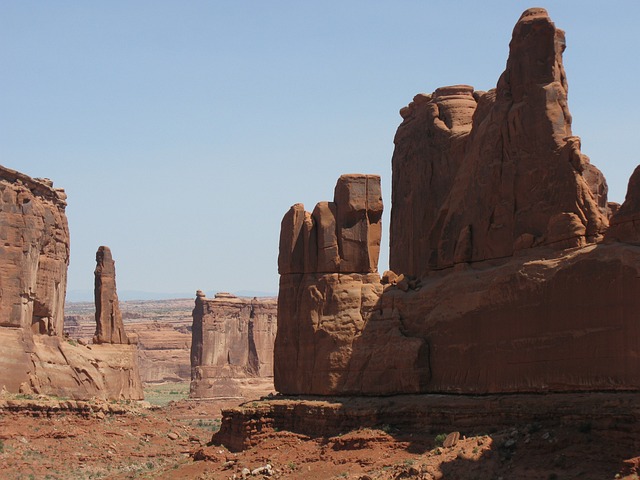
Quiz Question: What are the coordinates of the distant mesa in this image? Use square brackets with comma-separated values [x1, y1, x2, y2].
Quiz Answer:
[273, 7, 640, 396]
[190, 290, 277, 398]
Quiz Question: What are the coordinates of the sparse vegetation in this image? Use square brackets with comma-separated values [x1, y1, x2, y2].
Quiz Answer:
[380, 424, 392, 433]
[143, 381, 190, 406]
[194, 418, 221, 432]
[434, 433, 447, 447]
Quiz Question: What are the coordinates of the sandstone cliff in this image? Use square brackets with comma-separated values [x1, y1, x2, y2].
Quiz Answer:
[390, 8, 608, 276]
[275, 174, 430, 394]
[190, 291, 277, 398]
[274, 8, 640, 395]
[0, 165, 142, 400]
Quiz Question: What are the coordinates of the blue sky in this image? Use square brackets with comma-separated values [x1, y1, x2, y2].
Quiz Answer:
[2, 2, 639, 299]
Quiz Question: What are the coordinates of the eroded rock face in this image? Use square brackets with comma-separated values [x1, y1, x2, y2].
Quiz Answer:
[190, 292, 277, 398]
[0, 165, 142, 400]
[0, 166, 69, 334]
[606, 165, 640, 244]
[275, 175, 431, 395]
[390, 8, 607, 276]
[274, 8, 640, 395]
[279, 174, 382, 275]
[93, 246, 133, 345]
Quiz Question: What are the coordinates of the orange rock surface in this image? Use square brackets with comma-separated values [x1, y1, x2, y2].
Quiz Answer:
[274, 8, 640, 396]
[93, 246, 134, 345]
[0, 165, 142, 400]
[190, 292, 277, 398]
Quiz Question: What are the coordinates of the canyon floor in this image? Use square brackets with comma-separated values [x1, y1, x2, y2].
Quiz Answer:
[1, 383, 639, 480]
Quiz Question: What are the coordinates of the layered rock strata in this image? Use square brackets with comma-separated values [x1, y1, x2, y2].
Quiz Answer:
[274, 8, 640, 395]
[0, 166, 69, 334]
[0, 165, 142, 399]
[190, 292, 277, 398]
[213, 392, 640, 452]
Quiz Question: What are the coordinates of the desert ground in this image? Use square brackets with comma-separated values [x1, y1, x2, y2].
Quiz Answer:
[2, 383, 639, 480]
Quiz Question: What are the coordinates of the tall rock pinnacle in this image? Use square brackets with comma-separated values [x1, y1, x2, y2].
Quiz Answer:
[93, 246, 131, 344]
[390, 7, 608, 276]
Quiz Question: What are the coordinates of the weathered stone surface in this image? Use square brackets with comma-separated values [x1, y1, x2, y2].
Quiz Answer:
[274, 174, 424, 395]
[274, 272, 428, 395]
[606, 165, 640, 244]
[0, 165, 142, 400]
[190, 292, 277, 398]
[93, 246, 132, 344]
[213, 393, 640, 452]
[390, 8, 607, 276]
[273, 9, 640, 396]
[279, 174, 382, 275]
[0, 165, 69, 333]
[383, 243, 640, 394]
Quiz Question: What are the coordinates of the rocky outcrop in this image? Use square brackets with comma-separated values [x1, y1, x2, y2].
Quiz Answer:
[275, 174, 430, 395]
[0, 165, 69, 334]
[278, 174, 383, 275]
[274, 9, 640, 395]
[93, 246, 133, 344]
[606, 165, 640, 244]
[190, 292, 277, 398]
[213, 392, 640, 452]
[0, 165, 142, 400]
[390, 8, 607, 276]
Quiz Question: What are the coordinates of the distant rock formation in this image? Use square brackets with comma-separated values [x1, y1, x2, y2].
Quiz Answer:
[274, 8, 640, 395]
[93, 246, 133, 345]
[64, 298, 193, 384]
[0, 165, 142, 400]
[190, 291, 277, 398]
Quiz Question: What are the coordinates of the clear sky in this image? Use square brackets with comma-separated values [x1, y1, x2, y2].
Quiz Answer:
[2, 1, 639, 300]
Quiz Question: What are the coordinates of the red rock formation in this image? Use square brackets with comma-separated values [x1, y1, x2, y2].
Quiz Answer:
[65, 298, 194, 384]
[275, 174, 430, 395]
[606, 165, 640, 244]
[274, 8, 640, 395]
[390, 8, 607, 276]
[213, 393, 640, 453]
[93, 246, 133, 344]
[0, 165, 142, 400]
[0, 166, 69, 334]
[279, 174, 382, 275]
[190, 291, 277, 398]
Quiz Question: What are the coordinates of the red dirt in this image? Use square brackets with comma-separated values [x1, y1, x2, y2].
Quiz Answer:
[1, 394, 639, 480]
